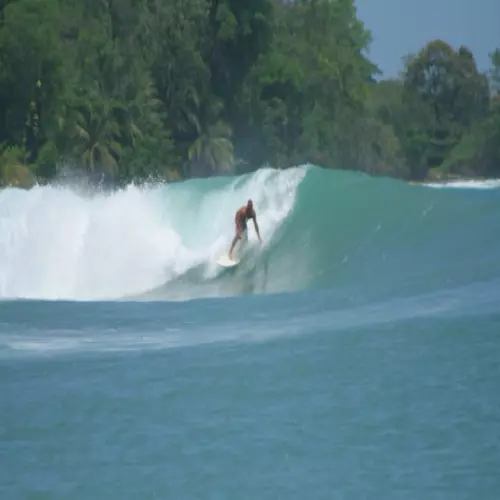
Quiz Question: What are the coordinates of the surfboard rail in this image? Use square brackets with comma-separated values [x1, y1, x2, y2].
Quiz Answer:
[217, 254, 239, 267]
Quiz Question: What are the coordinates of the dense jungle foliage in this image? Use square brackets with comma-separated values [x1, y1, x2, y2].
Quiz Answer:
[0, 0, 499, 188]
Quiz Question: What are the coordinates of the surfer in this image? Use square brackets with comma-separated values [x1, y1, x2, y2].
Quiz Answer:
[228, 199, 262, 259]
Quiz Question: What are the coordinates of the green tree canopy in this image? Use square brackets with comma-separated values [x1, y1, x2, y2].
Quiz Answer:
[0, 1, 498, 187]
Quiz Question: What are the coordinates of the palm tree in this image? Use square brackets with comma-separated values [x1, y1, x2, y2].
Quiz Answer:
[71, 96, 123, 177]
[182, 91, 235, 177]
[188, 120, 235, 174]
[115, 69, 164, 149]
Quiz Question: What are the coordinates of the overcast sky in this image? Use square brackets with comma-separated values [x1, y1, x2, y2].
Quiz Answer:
[355, 0, 500, 77]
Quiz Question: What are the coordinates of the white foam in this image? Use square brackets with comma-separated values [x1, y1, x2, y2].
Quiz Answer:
[424, 179, 500, 190]
[0, 167, 307, 300]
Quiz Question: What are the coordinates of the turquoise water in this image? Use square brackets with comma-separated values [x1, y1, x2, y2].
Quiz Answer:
[1, 166, 500, 498]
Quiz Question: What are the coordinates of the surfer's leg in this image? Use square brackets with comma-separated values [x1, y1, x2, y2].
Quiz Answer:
[229, 219, 247, 259]
[228, 234, 239, 259]
[242, 230, 248, 245]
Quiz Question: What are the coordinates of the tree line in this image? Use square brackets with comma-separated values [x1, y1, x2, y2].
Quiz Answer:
[0, 0, 499, 188]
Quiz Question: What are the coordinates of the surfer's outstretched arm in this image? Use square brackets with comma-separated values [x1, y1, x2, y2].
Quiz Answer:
[253, 217, 262, 242]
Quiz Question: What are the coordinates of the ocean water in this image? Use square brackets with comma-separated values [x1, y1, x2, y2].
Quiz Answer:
[1, 165, 500, 499]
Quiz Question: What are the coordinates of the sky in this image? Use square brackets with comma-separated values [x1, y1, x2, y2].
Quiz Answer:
[354, 0, 500, 78]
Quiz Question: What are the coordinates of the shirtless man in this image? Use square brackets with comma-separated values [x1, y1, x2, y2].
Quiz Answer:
[228, 199, 262, 260]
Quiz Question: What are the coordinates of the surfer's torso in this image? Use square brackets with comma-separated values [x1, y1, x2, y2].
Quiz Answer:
[235, 206, 255, 231]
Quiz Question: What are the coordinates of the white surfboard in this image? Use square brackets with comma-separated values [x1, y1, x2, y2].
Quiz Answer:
[217, 254, 240, 268]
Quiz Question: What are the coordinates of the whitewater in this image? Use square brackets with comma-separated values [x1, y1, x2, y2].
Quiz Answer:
[0, 167, 304, 301]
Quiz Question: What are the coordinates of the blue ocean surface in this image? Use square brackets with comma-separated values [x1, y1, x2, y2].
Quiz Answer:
[1, 166, 500, 499]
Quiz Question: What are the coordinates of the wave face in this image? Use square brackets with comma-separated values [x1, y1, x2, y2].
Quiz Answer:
[1, 165, 500, 302]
